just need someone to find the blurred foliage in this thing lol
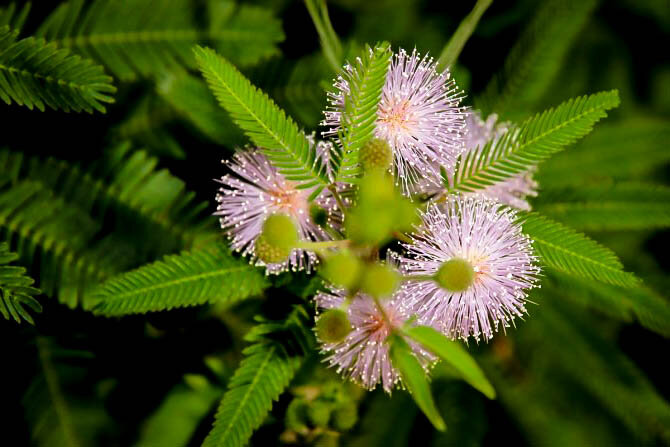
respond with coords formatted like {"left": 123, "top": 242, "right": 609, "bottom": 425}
{"left": 1, "top": 0, "right": 669, "bottom": 446}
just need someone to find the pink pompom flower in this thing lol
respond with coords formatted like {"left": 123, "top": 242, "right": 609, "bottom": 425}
{"left": 215, "top": 148, "right": 344, "bottom": 274}
{"left": 315, "top": 287, "right": 434, "bottom": 393}
{"left": 396, "top": 197, "right": 541, "bottom": 342}
{"left": 322, "top": 48, "right": 466, "bottom": 195}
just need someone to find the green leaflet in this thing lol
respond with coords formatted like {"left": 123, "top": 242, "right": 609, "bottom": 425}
{"left": 519, "top": 212, "right": 639, "bottom": 288}
{"left": 36, "top": 0, "right": 284, "bottom": 81}
{"left": 304, "top": 0, "right": 343, "bottom": 72}
{"left": 331, "top": 42, "right": 392, "bottom": 183}
{"left": 0, "top": 2, "right": 31, "bottom": 32}
{"left": 0, "top": 144, "right": 209, "bottom": 308}
{"left": 0, "top": 25, "right": 115, "bottom": 113}
{"left": 203, "top": 310, "right": 311, "bottom": 447}
{"left": 437, "top": 0, "right": 493, "bottom": 69}
{"left": 450, "top": 90, "right": 620, "bottom": 193}
{"left": 195, "top": 46, "right": 329, "bottom": 189}
{"left": 0, "top": 242, "right": 41, "bottom": 324}
{"left": 93, "top": 242, "right": 269, "bottom": 316}
{"left": 389, "top": 335, "right": 446, "bottom": 431}
{"left": 534, "top": 183, "right": 670, "bottom": 231}
{"left": 136, "top": 381, "right": 222, "bottom": 447}
{"left": 403, "top": 325, "right": 495, "bottom": 399}
{"left": 477, "top": 0, "right": 599, "bottom": 118}
{"left": 156, "top": 72, "right": 244, "bottom": 147}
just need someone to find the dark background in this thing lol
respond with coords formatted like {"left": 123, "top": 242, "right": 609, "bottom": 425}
{"left": 2, "top": 0, "right": 669, "bottom": 446}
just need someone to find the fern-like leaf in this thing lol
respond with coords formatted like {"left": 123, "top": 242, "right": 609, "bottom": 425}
{"left": 36, "top": 0, "right": 283, "bottom": 81}
{"left": 203, "top": 309, "right": 312, "bottom": 447}
{"left": 0, "top": 2, "right": 30, "bottom": 31}
{"left": 537, "top": 118, "right": 670, "bottom": 187}
{"left": 0, "top": 144, "right": 210, "bottom": 308}
{"left": 535, "top": 183, "right": 670, "bottom": 231}
{"left": 0, "top": 242, "right": 41, "bottom": 324}
{"left": 114, "top": 94, "right": 185, "bottom": 159}
{"left": 156, "top": 72, "right": 244, "bottom": 146}
{"left": 195, "top": 46, "right": 328, "bottom": 189}
{"left": 477, "top": 0, "right": 598, "bottom": 118}
{"left": 330, "top": 42, "right": 392, "bottom": 182}
{"left": 450, "top": 91, "right": 620, "bottom": 193}
{"left": 0, "top": 25, "right": 115, "bottom": 112}
{"left": 93, "top": 242, "right": 268, "bottom": 316}
{"left": 520, "top": 213, "right": 639, "bottom": 288}
{"left": 549, "top": 272, "right": 670, "bottom": 338}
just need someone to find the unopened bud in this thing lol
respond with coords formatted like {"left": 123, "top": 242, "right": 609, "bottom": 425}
{"left": 316, "top": 309, "right": 351, "bottom": 343}
{"left": 360, "top": 263, "right": 399, "bottom": 298}
{"left": 254, "top": 214, "right": 298, "bottom": 264}
{"left": 360, "top": 138, "right": 393, "bottom": 171}
{"left": 321, "top": 252, "right": 362, "bottom": 289}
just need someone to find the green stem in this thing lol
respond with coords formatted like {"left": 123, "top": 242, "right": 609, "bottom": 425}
{"left": 297, "top": 239, "right": 350, "bottom": 250}
{"left": 304, "top": 0, "right": 343, "bottom": 73}
{"left": 328, "top": 184, "right": 348, "bottom": 219}
{"left": 437, "top": 0, "right": 493, "bottom": 70}
{"left": 404, "top": 274, "right": 436, "bottom": 282}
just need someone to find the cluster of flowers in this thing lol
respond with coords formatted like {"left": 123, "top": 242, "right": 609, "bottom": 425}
{"left": 215, "top": 48, "right": 541, "bottom": 393}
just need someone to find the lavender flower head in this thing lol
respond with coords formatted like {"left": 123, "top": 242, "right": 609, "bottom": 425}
{"left": 315, "top": 288, "right": 434, "bottom": 393}
{"left": 215, "top": 148, "right": 342, "bottom": 274}
{"left": 396, "top": 197, "right": 541, "bottom": 342}
{"left": 322, "top": 48, "right": 466, "bottom": 195}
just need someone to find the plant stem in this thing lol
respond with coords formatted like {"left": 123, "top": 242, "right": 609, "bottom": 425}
{"left": 297, "top": 239, "right": 350, "bottom": 250}
{"left": 304, "top": 0, "right": 343, "bottom": 73}
{"left": 328, "top": 184, "right": 348, "bottom": 218}
{"left": 403, "top": 274, "right": 436, "bottom": 282}
{"left": 437, "top": 0, "right": 493, "bottom": 70}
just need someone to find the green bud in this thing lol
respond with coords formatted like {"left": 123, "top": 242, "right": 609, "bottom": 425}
{"left": 285, "top": 398, "right": 309, "bottom": 432}
{"left": 332, "top": 402, "right": 358, "bottom": 431}
{"left": 321, "top": 252, "right": 362, "bottom": 289}
{"left": 316, "top": 309, "right": 351, "bottom": 343}
{"left": 360, "top": 138, "right": 393, "bottom": 171}
{"left": 360, "top": 263, "right": 399, "bottom": 298}
{"left": 307, "top": 400, "right": 333, "bottom": 427}
{"left": 255, "top": 214, "right": 298, "bottom": 264}
{"left": 435, "top": 258, "right": 475, "bottom": 292}
{"left": 346, "top": 170, "right": 398, "bottom": 246}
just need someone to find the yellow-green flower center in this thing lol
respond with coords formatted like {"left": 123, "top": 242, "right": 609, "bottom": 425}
{"left": 435, "top": 258, "right": 475, "bottom": 292}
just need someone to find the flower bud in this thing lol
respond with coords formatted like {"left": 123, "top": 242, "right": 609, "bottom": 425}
{"left": 359, "top": 138, "right": 393, "bottom": 172}
{"left": 360, "top": 263, "right": 399, "bottom": 298}
{"left": 435, "top": 258, "right": 475, "bottom": 292}
{"left": 254, "top": 214, "right": 299, "bottom": 264}
{"left": 321, "top": 252, "right": 362, "bottom": 289}
{"left": 316, "top": 309, "right": 351, "bottom": 343}
{"left": 332, "top": 402, "right": 358, "bottom": 431}
{"left": 307, "top": 400, "right": 332, "bottom": 427}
